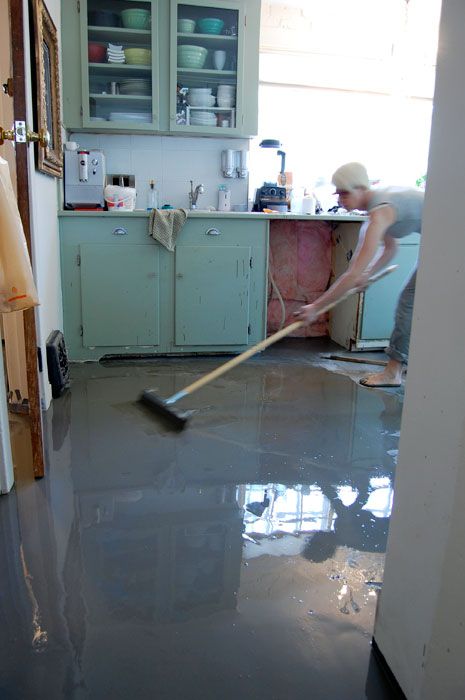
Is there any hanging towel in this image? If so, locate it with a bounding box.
[148,208,188,251]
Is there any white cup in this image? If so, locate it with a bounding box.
[65,141,79,151]
[213,50,226,70]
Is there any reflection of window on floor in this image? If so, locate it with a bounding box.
[362,476,394,518]
[238,484,336,538]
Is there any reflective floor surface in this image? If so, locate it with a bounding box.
[0,341,402,699]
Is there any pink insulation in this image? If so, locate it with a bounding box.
[267,220,333,337]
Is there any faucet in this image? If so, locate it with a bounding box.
[189,180,205,209]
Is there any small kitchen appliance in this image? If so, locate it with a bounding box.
[252,139,288,211]
[64,149,106,209]
[253,183,288,212]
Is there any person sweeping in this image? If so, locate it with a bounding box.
[296,162,424,387]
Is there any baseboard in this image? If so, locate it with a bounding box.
[369,638,407,699]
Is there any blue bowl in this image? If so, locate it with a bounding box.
[197,17,224,35]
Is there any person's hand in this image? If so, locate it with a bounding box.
[294,303,319,325]
[354,270,372,292]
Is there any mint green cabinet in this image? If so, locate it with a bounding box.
[170,0,259,136]
[61,0,260,137]
[80,243,160,346]
[330,222,421,350]
[59,214,268,360]
[175,245,251,345]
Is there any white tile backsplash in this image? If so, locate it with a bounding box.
[70,132,250,210]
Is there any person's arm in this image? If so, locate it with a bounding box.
[363,233,398,277]
[296,205,395,324]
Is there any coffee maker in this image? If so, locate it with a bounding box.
[64,149,106,209]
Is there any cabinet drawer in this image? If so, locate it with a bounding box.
[61,217,154,245]
[178,218,267,246]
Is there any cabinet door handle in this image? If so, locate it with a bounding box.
[176,273,183,279]
[113,227,128,236]
[206,227,221,236]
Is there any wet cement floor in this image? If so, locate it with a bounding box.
[0,341,402,699]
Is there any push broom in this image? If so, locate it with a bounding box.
[139,265,397,430]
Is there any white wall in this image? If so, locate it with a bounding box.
[373,2,465,698]
[24,0,63,409]
[69,133,250,211]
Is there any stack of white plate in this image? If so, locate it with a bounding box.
[119,78,151,96]
[190,110,217,126]
[107,43,125,63]
[109,111,152,122]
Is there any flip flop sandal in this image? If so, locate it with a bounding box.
[359,377,401,388]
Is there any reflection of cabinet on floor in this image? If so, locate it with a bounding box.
[78,486,243,624]
[330,223,421,350]
[59,214,268,360]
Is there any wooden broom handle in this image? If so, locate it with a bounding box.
[180,265,397,398]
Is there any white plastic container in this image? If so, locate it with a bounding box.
[217,185,231,211]
[104,185,137,211]
[301,194,316,215]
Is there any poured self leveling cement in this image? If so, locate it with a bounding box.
[0,344,401,699]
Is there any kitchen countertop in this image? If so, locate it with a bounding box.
[58,210,367,222]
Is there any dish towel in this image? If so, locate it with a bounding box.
[148,208,188,251]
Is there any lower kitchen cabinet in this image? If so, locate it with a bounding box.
[175,245,251,346]
[60,214,268,361]
[330,222,421,350]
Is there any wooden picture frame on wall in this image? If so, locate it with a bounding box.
[32,0,63,178]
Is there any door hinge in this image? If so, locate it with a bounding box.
[76,254,81,266]
[248,324,251,335]
[2,78,13,97]
[80,105,83,117]
[77,0,80,13]
[37,347,43,372]
[249,257,253,268]
[79,325,83,337]
[244,14,247,27]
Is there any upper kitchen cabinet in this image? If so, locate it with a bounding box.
[61,0,260,136]
[63,0,159,131]
[170,0,259,136]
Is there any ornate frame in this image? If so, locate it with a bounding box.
[32,0,63,177]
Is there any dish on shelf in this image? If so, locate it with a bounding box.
[88,43,107,63]
[177,18,195,33]
[119,78,151,96]
[124,48,152,65]
[88,10,120,27]
[177,44,208,69]
[120,8,151,30]
[187,94,215,107]
[196,17,224,35]
[108,111,152,122]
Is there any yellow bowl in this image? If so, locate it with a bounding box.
[124,48,152,65]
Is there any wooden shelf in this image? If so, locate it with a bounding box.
[88,26,151,45]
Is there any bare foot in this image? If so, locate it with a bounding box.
[359,359,403,388]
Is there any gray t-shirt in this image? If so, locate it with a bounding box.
[367,186,424,238]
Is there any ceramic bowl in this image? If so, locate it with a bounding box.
[88,10,120,27]
[88,43,107,63]
[124,48,152,65]
[120,9,151,30]
[177,18,195,33]
[187,94,216,106]
[196,17,224,35]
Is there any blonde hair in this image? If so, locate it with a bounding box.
[332,162,370,191]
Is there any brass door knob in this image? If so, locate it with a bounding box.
[26,128,50,149]
[0,127,15,145]
[0,124,50,149]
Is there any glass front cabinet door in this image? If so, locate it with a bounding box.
[81,0,159,130]
[170,0,251,135]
